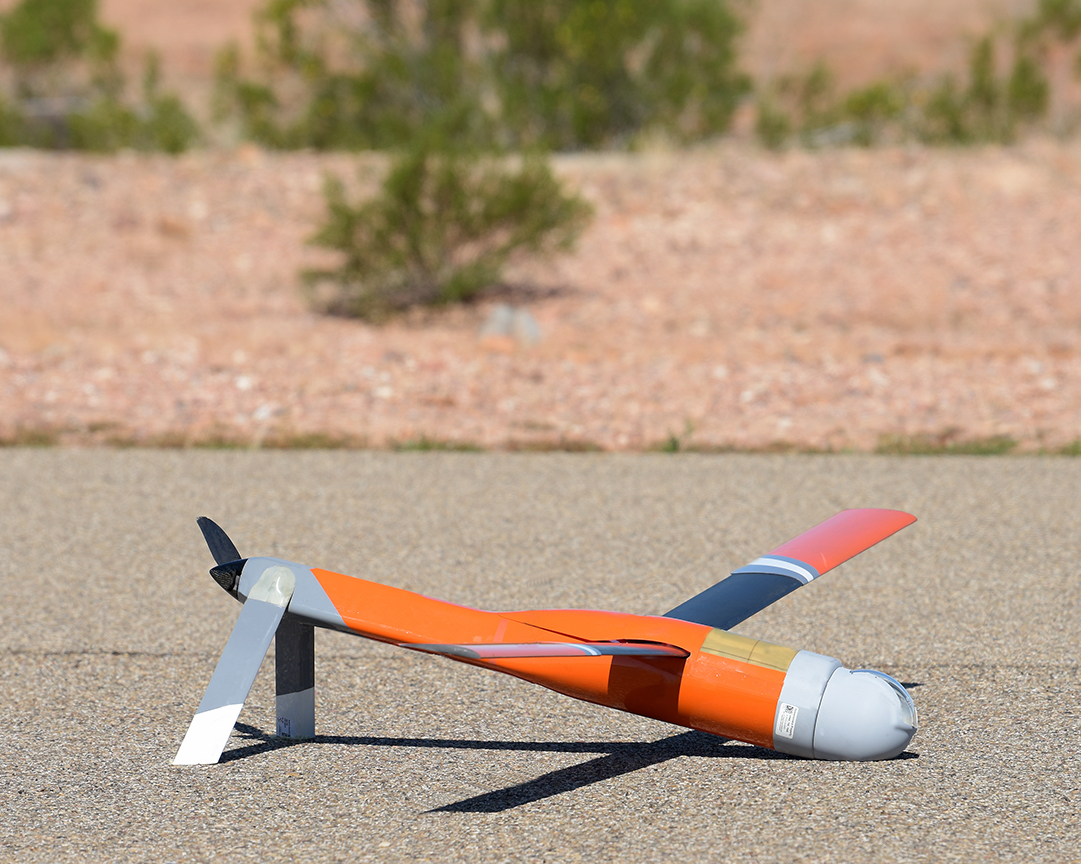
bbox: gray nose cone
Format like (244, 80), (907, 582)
(813, 668), (918, 760)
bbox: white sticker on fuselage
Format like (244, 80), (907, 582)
(775, 702), (799, 739)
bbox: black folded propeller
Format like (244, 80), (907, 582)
(197, 516), (246, 596)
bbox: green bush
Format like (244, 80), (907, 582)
(304, 142), (592, 320)
(755, 63), (868, 149)
(1023, 0), (1081, 42)
(843, 81), (906, 145)
(0, 0), (117, 84)
(0, 93), (24, 144)
(0, 0), (200, 151)
(918, 36), (1050, 143)
(215, 0), (748, 151)
(753, 96), (791, 150)
(755, 2), (1076, 149)
(214, 0), (487, 150)
(487, 0), (748, 149)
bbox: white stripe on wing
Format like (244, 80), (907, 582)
(744, 556), (818, 584)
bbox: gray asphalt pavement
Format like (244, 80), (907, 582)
(1, 451), (1078, 862)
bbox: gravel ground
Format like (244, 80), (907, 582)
(0, 451), (1078, 862)
(3, 142), (1081, 452)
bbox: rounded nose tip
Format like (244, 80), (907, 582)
(210, 558), (247, 595)
(813, 668), (918, 761)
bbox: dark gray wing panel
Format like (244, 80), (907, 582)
(663, 571), (803, 631)
(663, 509), (917, 631)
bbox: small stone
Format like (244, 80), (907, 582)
(479, 304), (541, 349)
(511, 308), (542, 345)
(253, 403), (278, 421)
(479, 304), (514, 339)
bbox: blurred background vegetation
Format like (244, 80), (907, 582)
(754, 0), (1081, 148)
(3, 0), (1081, 318)
(3, 0), (1079, 155)
(209, 0), (748, 151)
(0, 0), (199, 150)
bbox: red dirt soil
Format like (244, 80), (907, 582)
(1, 1), (1079, 451)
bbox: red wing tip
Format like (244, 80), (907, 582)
(769, 507), (917, 576)
(844, 507), (916, 521)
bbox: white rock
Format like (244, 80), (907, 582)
(479, 304), (514, 338)
(511, 308), (542, 345)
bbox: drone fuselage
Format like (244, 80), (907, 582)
(175, 510), (918, 766)
(240, 558), (916, 761)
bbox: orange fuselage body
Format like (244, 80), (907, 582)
(311, 568), (795, 749)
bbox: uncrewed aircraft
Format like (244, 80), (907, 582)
(174, 508), (918, 765)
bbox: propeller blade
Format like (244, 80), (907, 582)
(197, 516), (242, 566)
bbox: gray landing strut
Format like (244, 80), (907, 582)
(275, 614), (316, 739)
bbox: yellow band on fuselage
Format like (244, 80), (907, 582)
(700, 629), (798, 673)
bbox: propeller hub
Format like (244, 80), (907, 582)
(210, 559), (247, 596)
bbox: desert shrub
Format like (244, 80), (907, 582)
(214, 0), (488, 150)
(49, 54), (199, 152)
(304, 141), (592, 320)
(755, 63), (886, 149)
(755, 2), (1079, 149)
(753, 96), (791, 150)
(0, 0), (200, 151)
(1023, 0), (1081, 42)
(0, 0), (118, 91)
(918, 36), (1050, 143)
(133, 52), (202, 153)
(842, 82), (906, 145)
(487, 0), (748, 149)
(0, 93), (24, 144)
(792, 62), (839, 132)
(214, 0), (748, 151)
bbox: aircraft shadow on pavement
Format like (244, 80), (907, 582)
(226, 723), (802, 811)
